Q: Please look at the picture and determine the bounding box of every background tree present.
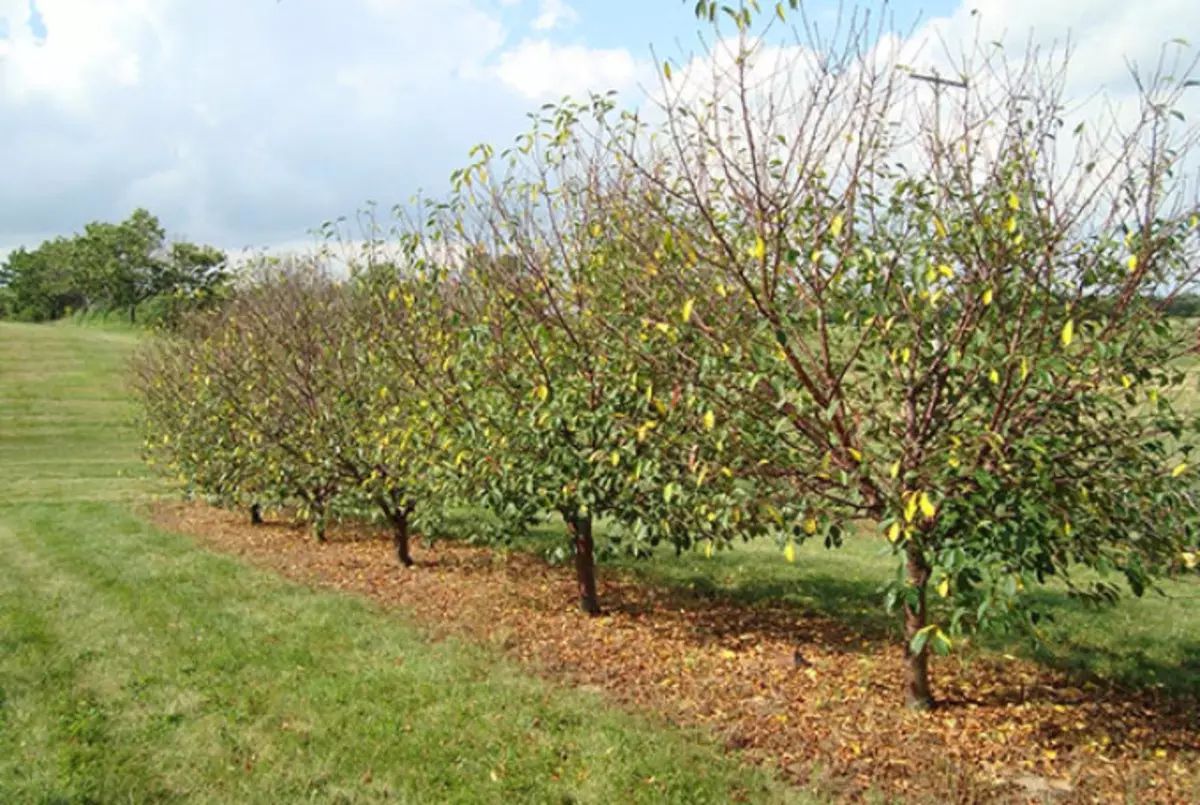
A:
[0,239,86,321]
[77,209,230,323]
[0,208,228,324]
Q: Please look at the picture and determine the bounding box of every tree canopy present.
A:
[0,208,228,325]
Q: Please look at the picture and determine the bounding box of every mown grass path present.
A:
[0,322,795,805]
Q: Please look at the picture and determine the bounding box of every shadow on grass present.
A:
[972,586,1200,701]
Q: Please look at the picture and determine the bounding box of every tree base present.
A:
[905,692,935,712]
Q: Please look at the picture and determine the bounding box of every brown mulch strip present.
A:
[153,501,1200,804]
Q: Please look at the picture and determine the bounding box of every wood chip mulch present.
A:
[152,501,1200,804]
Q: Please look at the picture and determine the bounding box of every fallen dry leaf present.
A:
[152,501,1200,804]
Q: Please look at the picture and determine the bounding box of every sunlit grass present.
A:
[0,321,800,805]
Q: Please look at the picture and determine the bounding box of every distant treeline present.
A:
[1162,293,1200,318]
[0,208,230,327]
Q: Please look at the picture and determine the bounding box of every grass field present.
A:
[0,321,799,805]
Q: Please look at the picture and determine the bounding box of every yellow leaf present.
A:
[1172,462,1188,477]
[989,368,1000,384]
[784,542,796,563]
[379,386,389,399]
[810,249,822,263]
[591,223,602,237]
[720,649,737,660]
[387,287,399,302]
[751,236,766,260]
[900,347,911,365]
[681,298,695,323]
[849,448,862,462]
[1190,214,1199,229]
[535,384,549,402]
[919,492,936,519]
[1061,319,1074,347]
[1021,357,1030,381]
[704,540,714,558]
[890,460,901,479]
[1181,551,1198,570]
[1127,254,1138,272]
[982,288,993,306]
[703,410,716,431]
[610,451,620,466]
[662,60,672,81]
[887,522,902,543]
[1149,388,1159,404]
[936,578,950,598]
[804,518,818,535]
[1005,217,1018,234]
[904,494,918,524]
[1044,749,1058,760]
[830,214,844,237]
[1008,192,1020,211]
[1121,374,1132,389]
[934,217,947,238]
[1063,521,1072,536]
[948,456,960,469]
[938,263,954,279]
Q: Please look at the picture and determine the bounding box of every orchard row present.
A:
[133,15,1200,709]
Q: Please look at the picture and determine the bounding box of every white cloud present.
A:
[531,0,578,32]
[1,0,1196,260]
[0,0,156,112]
[491,38,646,100]
[0,0,534,252]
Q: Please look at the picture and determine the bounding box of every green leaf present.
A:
[909,624,935,656]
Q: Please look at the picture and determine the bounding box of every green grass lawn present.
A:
[0,321,801,805]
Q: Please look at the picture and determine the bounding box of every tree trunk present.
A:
[566,513,600,616]
[392,508,414,568]
[129,303,137,324]
[903,543,935,711]
[250,503,263,525]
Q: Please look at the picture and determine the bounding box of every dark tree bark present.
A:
[250,503,263,525]
[565,512,600,616]
[392,506,414,568]
[903,542,935,711]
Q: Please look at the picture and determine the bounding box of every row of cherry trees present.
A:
[135,5,1200,709]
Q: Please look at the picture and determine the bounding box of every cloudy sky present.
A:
[1,0,1196,258]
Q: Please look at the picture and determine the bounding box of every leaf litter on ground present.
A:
[153,501,1200,804]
